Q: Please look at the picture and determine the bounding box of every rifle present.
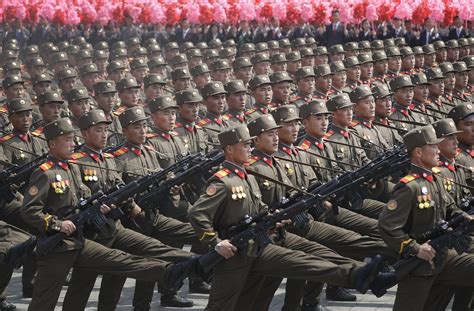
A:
[35,153,197,255]
[371,208,474,297]
[0,153,48,202]
[198,146,410,273]
[137,150,224,208]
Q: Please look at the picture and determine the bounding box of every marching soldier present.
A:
[378,124,474,311]
[290,66,317,106]
[410,72,438,123]
[245,75,274,120]
[270,72,293,107]
[389,76,425,131]
[93,80,123,147]
[371,84,403,146]
[174,89,209,154]
[223,80,248,126]
[313,64,333,100]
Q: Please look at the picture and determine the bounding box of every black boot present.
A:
[370,271,398,297]
[326,286,357,301]
[160,293,194,308]
[0,300,16,311]
[301,302,325,311]
[189,280,211,294]
[354,255,384,294]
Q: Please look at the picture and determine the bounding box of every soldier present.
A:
[378,124,474,311]
[314,47,329,65]
[423,44,438,70]
[115,77,142,117]
[130,59,149,86]
[426,67,452,117]
[188,124,389,311]
[223,80,248,126]
[371,51,389,87]
[190,63,212,91]
[371,84,403,146]
[245,75,274,120]
[447,103,474,190]
[66,86,91,131]
[79,64,100,98]
[20,117,198,311]
[251,54,271,76]
[290,66,317,106]
[329,61,347,95]
[389,76,425,131]
[171,67,193,92]
[197,81,230,146]
[400,47,416,75]
[286,51,302,81]
[349,85,390,160]
[453,61,471,102]
[56,68,78,96]
[62,110,198,311]
[411,72,438,123]
[34,91,64,136]
[313,64,333,100]
[358,54,374,85]
[385,47,402,81]
[342,57,360,93]
[270,72,293,107]
[93,80,123,147]
[210,59,233,84]
[106,60,127,84]
[439,62,460,109]
[232,57,253,86]
[143,74,168,112]
[174,89,209,154]
[270,53,288,73]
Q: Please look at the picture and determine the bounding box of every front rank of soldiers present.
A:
[0,28,472,311]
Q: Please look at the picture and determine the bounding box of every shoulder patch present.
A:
[324,130,334,139]
[387,200,398,210]
[171,130,179,136]
[103,153,114,158]
[39,160,54,172]
[70,152,87,160]
[432,167,441,174]
[222,114,231,121]
[0,105,8,114]
[112,146,129,157]
[112,106,126,116]
[31,128,44,136]
[175,122,183,127]
[350,120,360,127]
[244,109,256,115]
[197,118,211,127]
[400,175,416,184]
[143,144,156,151]
[146,133,159,138]
[300,139,311,150]
[206,185,217,196]
[0,134,14,143]
[213,169,230,179]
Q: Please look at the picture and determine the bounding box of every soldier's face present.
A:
[254,62,271,76]
[455,71,469,89]
[346,66,361,82]
[314,55,328,65]
[304,115,329,138]
[354,96,375,119]
[297,77,315,95]
[316,75,332,93]
[272,82,291,102]
[278,120,300,145]
[415,55,425,68]
[50,132,76,160]
[457,115,474,146]
[70,99,91,118]
[152,108,176,132]
[10,110,32,134]
[375,97,392,118]
[332,107,353,127]
[436,49,447,63]
[425,53,436,65]
[255,129,279,154]
[193,73,212,89]
[253,85,273,105]
[388,56,401,72]
[179,102,199,122]
[417,144,439,168]
[447,48,459,62]
[33,81,52,95]
[438,135,458,159]
[227,92,246,111]
[302,56,315,67]
[145,84,165,101]
[228,141,252,165]
[429,79,445,96]
[83,123,109,150]
[40,102,62,122]
[97,92,117,112]
[394,87,414,106]
[374,60,388,75]
[332,71,346,88]
[60,77,77,93]
[132,68,149,83]
[444,73,456,91]
[205,94,226,114]
[174,78,192,91]
[414,85,429,102]
[120,88,140,107]
[360,63,374,80]
[271,62,287,73]
[287,60,302,73]
[5,83,25,99]
[124,121,147,145]
[109,69,126,82]
[212,69,232,84]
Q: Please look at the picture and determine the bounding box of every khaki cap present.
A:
[412,46,424,55]
[389,76,415,91]
[255,42,269,52]
[295,66,316,80]
[219,47,235,58]
[300,47,315,57]
[218,125,254,148]
[117,77,140,92]
[350,85,373,103]
[271,105,301,123]
[202,81,227,98]
[314,46,329,56]
[433,118,463,138]
[439,62,455,74]
[433,40,446,50]
[329,44,344,54]
[148,96,178,113]
[343,56,360,68]
[93,50,108,60]
[79,109,112,130]
[190,63,211,77]
[2,75,24,89]
[119,107,149,127]
[79,63,99,76]
[371,84,393,99]
[400,47,414,57]
[144,74,166,88]
[287,51,302,61]
[359,41,371,50]
[326,93,354,111]
[171,68,192,80]
[233,57,253,70]
[7,98,33,115]
[130,58,148,70]
[249,75,271,90]
[314,64,333,77]
[299,100,330,118]
[403,125,443,152]
[44,118,77,140]
[271,53,287,64]
[175,89,203,105]
[425,67,444,80]
[211,59,232,71]
[107,60,126,73]
[371,40,384,49]
[170,54,188,67]
[225,80,247,94]
[247,114,282,136]
[251,54,271,64]
[423,44,436,54]
[38,91,64,106]
[93,80,117,94]
[357,54,374,64]
[239,43,256,54]
[67,87,90,102]
[148,56,167,68]
[386,46,402,57]
[51,52,68,64]
[32,73,53,85]
[344,42,359,51]
[411,73,431,86]
[453,61,469,73]
[270,71,293,84]
[330,61,346,73]
[373,51,388,61]
[447,102,474,122]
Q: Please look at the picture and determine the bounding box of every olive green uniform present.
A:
[174,117,208,154]
[223,109,247,126]
[390,102,427,131]
[244,103,272,121]
[350,116,390,160]
[189,160,364,311]
[21,156,175,311]
[197,111,230,147]
[378,164,474,311]
[372,116,403,146]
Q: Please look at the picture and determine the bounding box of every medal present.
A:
[421,186,428,195]
[56,174,62,182]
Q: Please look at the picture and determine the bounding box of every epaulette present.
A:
[103,153,114,158]
[113,146,129,157]
[400,174,417,184]
[70,152,87,160]
[143,144,156,151]
[171,130,179,136]
[0,105,8,114]
[112,106,126,116]
[432,167,441,174]
[0,133,14,143]
[324,130,334,139]
[350,120,360,127]
[197,118,210,126]
[31,128,44,136]
[300,139,311,150]
[246,156,259,166]
[146,133,159,138]
[175,122,183,127]
[213,168,230,179]
[39,160,54,172]
[222,114,231,121]
[244,109,256,115]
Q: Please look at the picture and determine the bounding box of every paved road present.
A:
[6,269,401,310]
